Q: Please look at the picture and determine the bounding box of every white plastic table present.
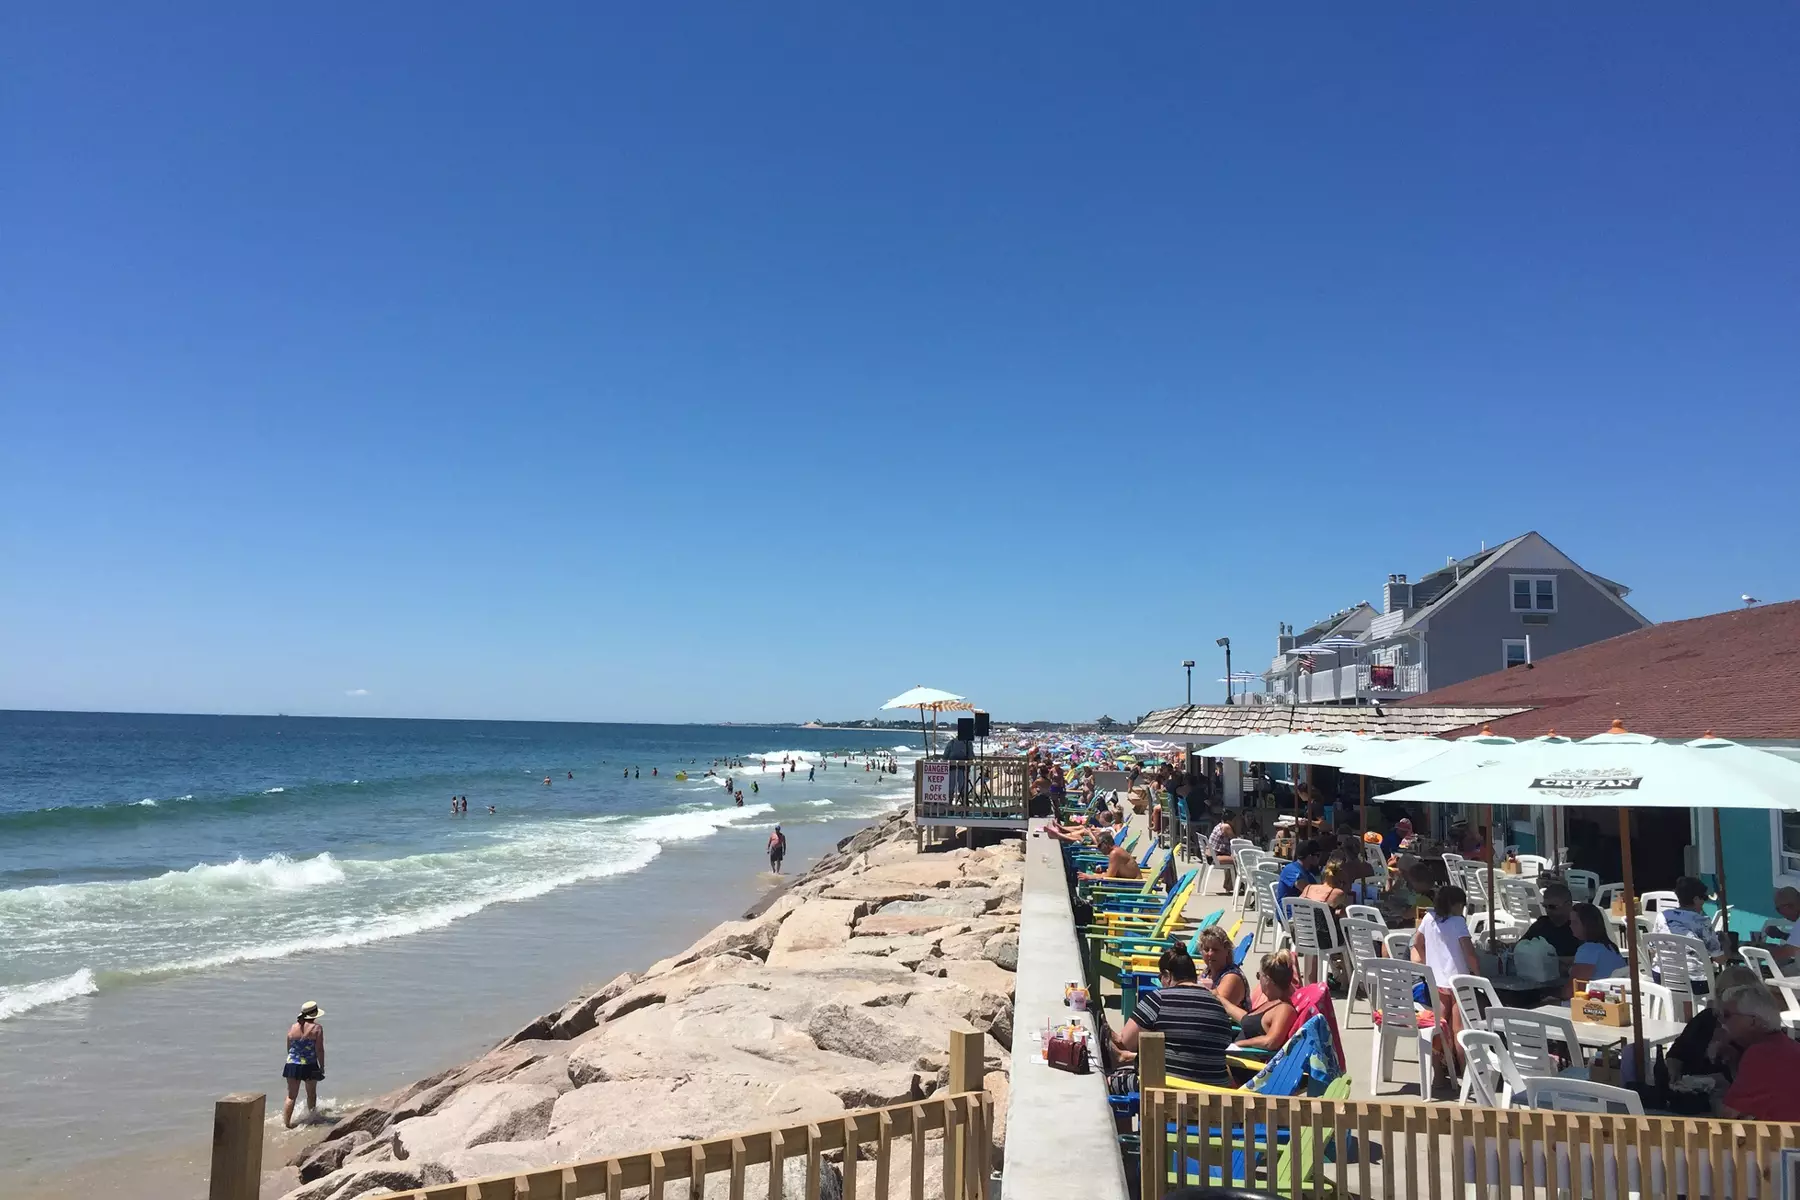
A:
[1529,1002,1684,1049]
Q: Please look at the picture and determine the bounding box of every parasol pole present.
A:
[1359,774,1368,838]
[1713,807,1731,947]
[1483,803,1497,953]
[1619,806,1646,1079]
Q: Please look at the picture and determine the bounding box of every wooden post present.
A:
[1618,808,1646,1079]
[1483,803,1498,952]
[1138,1030,1167,1090]
[208,1092,265,1200]
[948,1030,984,1200]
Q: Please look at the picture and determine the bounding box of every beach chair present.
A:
[1344,903,1386,928]
[1340,917,1386,1019]
[1457,1029,1526,1108]
[1643,932,1716,1017]
[1283,897,1350,987]
[1368,959,1440,1097]
[1563,869,1600,904]
[1515,854,1551,878]
[1382,929,1414,961]
[1484,1007,1587,1078]
[1158,1073,1352,1196]
[1523,1077,1643,1115]
[1738,947,1800,1029]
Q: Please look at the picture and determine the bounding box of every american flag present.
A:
[1298,654,1316,673]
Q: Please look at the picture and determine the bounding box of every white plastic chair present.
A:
[1498,877,1545,924]
[1485,1007,1588,1078]
[1362,843,1391,890]
[1284,896,1350,986]
[1341,917,1386,1018]
[1256,878,1290,952]
[1515,854,1551,878]
[1231,846,1262,908]
[1345,903,1387,928]
[1639,890,1680,916]
[1593,883,1622,912]
[1524,1076,1644,1115]
[1643,932,1716,1017]
[1442,852,1466,879]
[1458,1028,1526,1107]
[1563,869,1600,904]
[1384,929,1416,961]
[1739,946,1800,1029]
[1466,866,1494,912]
[1447,973,1502,1031]
[1368,958,1440,1097]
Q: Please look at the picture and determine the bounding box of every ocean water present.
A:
[0,711,918,1022]
[0,711,920,1188]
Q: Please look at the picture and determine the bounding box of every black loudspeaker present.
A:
[973,710,990,738]
[956,717,975,740]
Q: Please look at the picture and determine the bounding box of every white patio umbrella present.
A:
[880,686,973,754]
[1379,722,1800,1072]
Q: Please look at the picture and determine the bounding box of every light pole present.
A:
[1216,637,1232,705]
[1182,660,1195,705]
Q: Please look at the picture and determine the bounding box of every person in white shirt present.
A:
[1770,887,1800,973]
[1412,884,1476,1079]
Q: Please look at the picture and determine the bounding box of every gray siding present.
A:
[1422,569,1648,691]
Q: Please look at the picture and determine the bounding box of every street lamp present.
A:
[1216,637,1232,705]
[1182,660,1195,705]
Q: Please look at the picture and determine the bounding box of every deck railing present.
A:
[913,756,1031,826]
[209,1033,992,1200]
[1139,1085,1800,1200]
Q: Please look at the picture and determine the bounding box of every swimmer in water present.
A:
[735,791,744,807]
[567,771,573,779]
[488,804,496,814]
[544,777,552,786]
[652,767,658,776]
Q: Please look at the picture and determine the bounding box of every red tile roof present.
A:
[1396,600,1800,740]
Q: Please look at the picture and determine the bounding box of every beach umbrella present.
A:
[880,686,973,754]
[1379,722,1800,1074]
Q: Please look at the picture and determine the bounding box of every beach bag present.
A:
[1515,937,1559,983]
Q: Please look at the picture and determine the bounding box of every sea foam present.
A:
[0,969,99,1020]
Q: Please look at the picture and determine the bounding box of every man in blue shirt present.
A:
[1276,839,1326,906]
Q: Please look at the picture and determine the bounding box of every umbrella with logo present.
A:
[1380,720,1800,1072]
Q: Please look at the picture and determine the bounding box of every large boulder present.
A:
[819,878,935,904]
[766,900,862,963]
[501,971,639,1045]
[855,914,969,938]
[858,858,967,888]
[941,959,1015,1000]
[876,897,992,920]
[805,1002,969,1065]
[645,914,786,977]
[294,1131,370,1182]
[280,1162,452,1200]
[392,1082,560,1163]
[981,933,1019,972]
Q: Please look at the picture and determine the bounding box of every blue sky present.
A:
[3,4,1796,724]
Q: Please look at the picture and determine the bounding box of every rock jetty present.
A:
[277,811,1021,1200]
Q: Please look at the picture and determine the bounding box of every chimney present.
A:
[1384,574,1413,615]
[1277,622,1296,654]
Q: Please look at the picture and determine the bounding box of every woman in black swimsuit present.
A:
[1216,952,1300,1081]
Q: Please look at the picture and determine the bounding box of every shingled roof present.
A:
[1395,599,1800,740]
[1134,703,1530,740]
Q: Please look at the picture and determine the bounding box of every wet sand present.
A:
[0,815,874,1200]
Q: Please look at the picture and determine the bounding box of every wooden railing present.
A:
[913,757,1031,825]
[209,1033,992,1200]
[1140,1087,1800,1200]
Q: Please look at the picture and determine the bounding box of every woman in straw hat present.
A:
[282,1000,326,1128]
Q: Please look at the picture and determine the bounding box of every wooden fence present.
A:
[210,1033,992,1200]
[1140,1087,1800,1200]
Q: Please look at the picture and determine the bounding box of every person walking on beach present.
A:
[282,1000,325,1128]
[768,825,787,873]
[752,780,759,794]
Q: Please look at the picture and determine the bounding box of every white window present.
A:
[1503,639,1530,669]
[1781,811,1800,879]
[1511,574,1557,612]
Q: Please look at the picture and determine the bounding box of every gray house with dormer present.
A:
[1261,532,1650,704]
